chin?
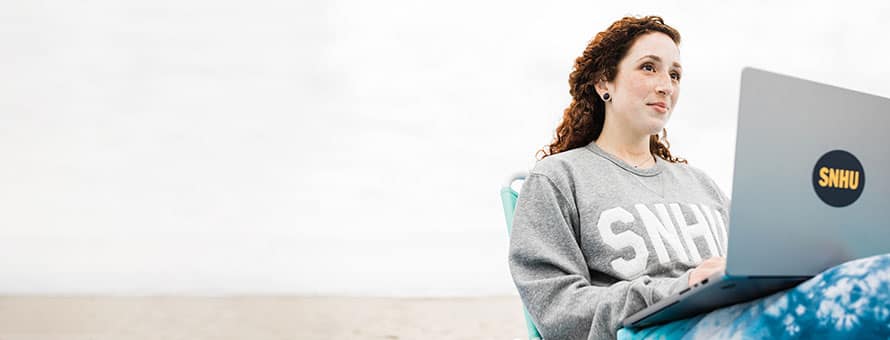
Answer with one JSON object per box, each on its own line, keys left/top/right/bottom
{"left": 644, "top": 123, "right": 667, "bottom": 135}
{"left": 649, "top": 118, "right": 669, "bottom": 133}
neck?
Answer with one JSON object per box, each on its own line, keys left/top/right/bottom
{"left": 595, "top": 116, "right": 654, "bottom": 167}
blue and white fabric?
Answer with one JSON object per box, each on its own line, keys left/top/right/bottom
{"left": 618, "top": 254, "right": 890, "bottom": 339}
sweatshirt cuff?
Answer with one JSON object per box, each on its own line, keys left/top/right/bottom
{"left": 667, "top": 270, "right": 691, "bottom": 295}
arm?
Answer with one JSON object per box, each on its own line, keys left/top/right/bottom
{"left": 508, "top": 174, "right": 690, "bottom": 339}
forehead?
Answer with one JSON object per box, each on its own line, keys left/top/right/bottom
{"left": 622, "top": 32, "right": 681, "bottom": 65}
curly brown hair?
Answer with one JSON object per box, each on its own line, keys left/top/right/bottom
{"left": 537, "top": 16, "right": 688, "bottom": 164}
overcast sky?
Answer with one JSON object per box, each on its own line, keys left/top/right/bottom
{"left": 1, "top": 0, "right": 888, "bottom": 296}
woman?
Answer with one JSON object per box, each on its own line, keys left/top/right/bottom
{"left": 508, "top": 16, "right": 728, "bottom": 339}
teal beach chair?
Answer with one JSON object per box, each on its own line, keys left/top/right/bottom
{"left": 500, "top": 171, "right": 542, "bottom": 340}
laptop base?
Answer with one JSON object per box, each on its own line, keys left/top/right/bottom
{"left": 622, "top": 274, "right": 807, "bottom": 329}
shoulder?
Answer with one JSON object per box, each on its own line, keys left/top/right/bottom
{"left": 523, "top": 147, "right": 598, "bottom": 198}
{"left": 529, "top": 146, "right": 601, "bottom": 183}
{"left": 669, "top": 161, "right": 712, "bottom": 183}
{"left": 664, "top": 160, "right": 729, "bottom": 203}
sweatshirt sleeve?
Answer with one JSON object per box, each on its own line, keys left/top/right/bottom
{"left": 702, "top": 172, "right": 731, "bottom": 231}
{"left": 508, "top": 173, "right": 690, "bottom": 340}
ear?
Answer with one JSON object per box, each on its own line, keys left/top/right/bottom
{"left": 594, "top": 77, "right": 612, "bottom": 100}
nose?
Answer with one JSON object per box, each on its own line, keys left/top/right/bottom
{"left": 655, "top": 74, "right": 674, "bottom": 97}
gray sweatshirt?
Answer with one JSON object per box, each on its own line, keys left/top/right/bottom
{"left": 508, "top": 141, "right": 730, "bottom": 340}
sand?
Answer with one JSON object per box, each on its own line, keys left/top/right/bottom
{"left": 0, "top": 296, "right": 529, "bottom": 340}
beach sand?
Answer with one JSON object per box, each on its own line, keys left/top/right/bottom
{"left": 0, "top": 296, "right": 529, "bottom": 340}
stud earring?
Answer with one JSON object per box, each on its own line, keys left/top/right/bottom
{"left": 603, "top": 93, "right": 611, "bottom": 102}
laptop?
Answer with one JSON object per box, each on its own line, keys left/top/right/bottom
{"left": 621, "top": 67, "right": 890, "bottom": 329}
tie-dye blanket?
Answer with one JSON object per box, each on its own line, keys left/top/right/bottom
{"left": 618, "top": 254, "right": 890, "bottom": 339}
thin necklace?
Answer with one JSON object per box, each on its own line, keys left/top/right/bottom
{"left": 633, "top": 155, "right": 655, "bottom": 168}
{"left": 594, "top": 141, "right": 655, "bottom": 169}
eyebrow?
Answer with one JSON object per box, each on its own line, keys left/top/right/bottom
{"left": 637, "top": 55, "right": 682, "bottom": 70}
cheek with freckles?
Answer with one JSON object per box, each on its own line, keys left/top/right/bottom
{"left": 671, "top": 89, "right": 680, "bottom": 110}
{"left": 629, "top": 74, "right": 655, "bottom": 102}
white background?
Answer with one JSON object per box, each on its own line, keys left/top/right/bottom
{"left": 1, "top": 0, "right": 888, "bottom": 296}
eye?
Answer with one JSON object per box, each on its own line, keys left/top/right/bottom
{"left": 642, "top": 63, "right": 655, "bottom": 72}
{"left": 671, "top": 72, "right": 681, "bottom": 81}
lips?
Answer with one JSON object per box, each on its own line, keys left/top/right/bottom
{"left": 647, "top": 102, "right": 669, "bottom": 113}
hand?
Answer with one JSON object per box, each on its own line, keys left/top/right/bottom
{"left": 688, "top": 256, "right": 726, "bottom": 287}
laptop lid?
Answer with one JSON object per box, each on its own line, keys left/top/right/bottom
{"left": 726, "top": 67, "right": 890, "bottom": 277}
